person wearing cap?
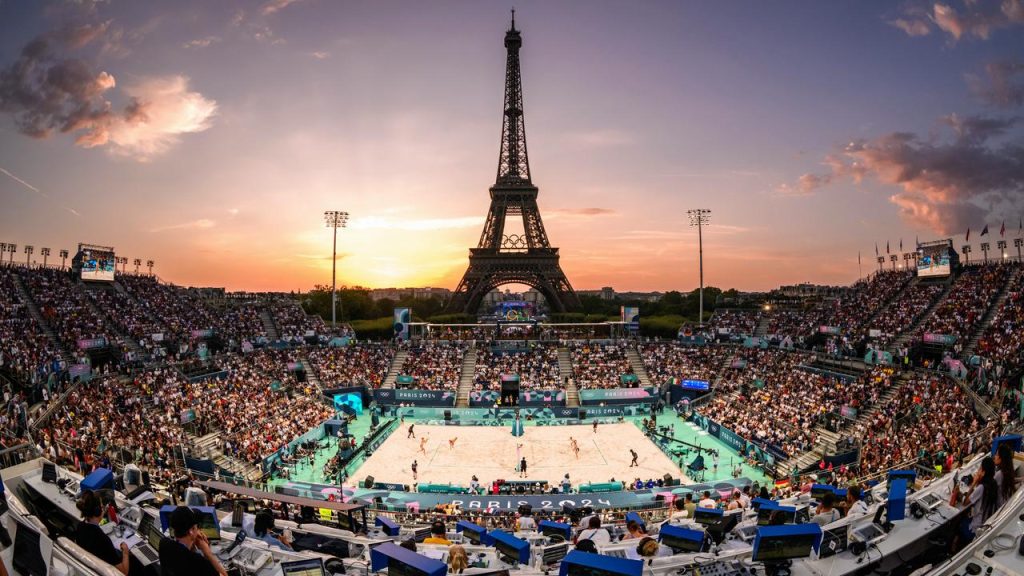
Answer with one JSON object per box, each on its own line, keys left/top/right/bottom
{"left": 158, "top": 506, "right": 227, "bottom": 576}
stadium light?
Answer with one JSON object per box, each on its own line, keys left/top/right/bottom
{"left": 889, "top": 254, "right": 898, "bottom": 270}
{"left": 41, "top": 247, "right": 50, "bottom": 268}
{"left": 24, "top": 245, "right": 32, "bottom": 267}
{"left": 997, "top": 240, "right": 1007, "bottom": 260}
{"left": 59, "top": 249, "right": 69, "bottom": 269}
{"left": 0, "top": 244, "right": 6, "bottom": 262}
{"left": 962, "top": 245, "right": 971, "bottom": 264}
{"left": 7, "top": 244, "right": 15, "bottom": 264}
{"left": 133, "top": 258, "right": 142, "bottom": 273}
{"left": 876, "top": 255, "right": 884, "bottom": 272}
{"left": 687, "top": 209, "right": 711, "bottom": 326}
{"left": 325, "top": 210, "right": 350, "bottom": 330}
{"left": 146, "top": 260, "right": 154, "bottom": 275}
{"left": 1015, "top": 238, "right": 1023, "bottom": 262}
{"left": 980, "top": 242, "right": 990, "bottom": 263}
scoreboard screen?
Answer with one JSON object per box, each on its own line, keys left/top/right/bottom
{"left": 81, "top": 249, "right": 116, "bottom": 282}
{"left": 917, "top": 245, "right": 952, "bottom": 278}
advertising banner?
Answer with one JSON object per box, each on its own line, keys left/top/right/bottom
{"left": 180, "top": 408, "right": 196, "bottom": 425}
{"left": 579, "top": 386, "right": 657, "bottom": 405}
{"left": 77, "top": 337, "right": 108, "bottom": 350}
{"left": 393, "top": 308, "right": 411, "bottom": 341}
{"left": 680, "top": 379, "right": 710, "bottom": 391}
{"left": 818, "top": 326, "right": 841, "bottom": 335}
{"left": 583, "top": 406, "right": 625, "bottom": 418}
{"left": 621, "top": 306, "right": 640, "bottom": 331}
{"left": 191, "top": 329, "right": 214, "bottom": 339}
{"left": 69, "top": 363, "right": 92, "bottom": 381}
{"left": 469, "top": 390, "right": 500, "bottom": 407}
{"left": 923, "top": 333, "right": 957, "bottom": 345}
{"left": 333, "top": 393, "right": 364, "bottom": 415}
{"left": 518, "top": 389, "right": 565, "bottom": 407}
{"left": 373, "top": 388, "right": 455, "bottom": 407}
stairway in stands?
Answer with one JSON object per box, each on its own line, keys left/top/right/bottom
{"left": 258, "top": 307, "right": 280, "bottom": 340}
{"left": 191, "top": 431, "right": 262, "bottom": 481}
{"left": 382, "top": 348, "right": 407, "bottom": 389}
{"left": 753, "top": 315, "right": 770, "bottom": 338}
{"left": 625, "top": 346, "right": 653, "bottom": 388}
{"left": 299, "top": 352, "right": 323, "bottom": 391}
{"left": 113, "top": 281, "right": 169, "bottom": 336}
{"left": 890, "top": 276, "right": 956, "bottom": 350}
{"left": 11, "top": 271, "right": 75, "bottom": 365}
{"left": 856, "top": 273, "right": 915, "bottom": 334}
{"left": 455, "top": 344, "right": 477, "bottom": 408}
{"left": 712, "top": 347, "right": 738, "bottom": 393}
{"left": 963, "top": 266, "right": 1022, "bottom": 357}
{"left": 558, "top": 346, "right": 579, "bottom": 407}
{"left": 82, "top": 284, "right": 146, "bottom": 358}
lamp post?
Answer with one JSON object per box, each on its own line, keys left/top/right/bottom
{"left": 890, "top": 254, "right": 898, "bottom": 270}
{"left": 0, "top": 244, "right": 6, "bottom": 265}
{"left": 981, "top": 242, "right": 990, "bottom": 263}
{"left": 324, "top": 211, "right": 350, "bottom": 330}
{"left": 7, "top": 244, "right": 15, "bottom": 265}
{"left": 1015, "top": 239, "right": 1023, "bottom": 262}
{"left": 133, "top": 258, "right": 141, "bottom": 274}
{"left": 997, "top": 240, "right": 1007, "bottom": 261}
{"left": 876, "top": 256, "right": 884, "bottom": 272}
{"left": 41, "top": 247, "right": 50, "bottom": 268}
{"left": 60, "top": 249, "right": 68, "bottom": 269}
{"left": 146, "top": 260, "right": 154, "bottom": 275}
{"left": 687, "top": 209, "right": 711, "bottom": 326}
{"left": 24, "top": 245, "right": 32, "bottom": 267}
{"left": 962, "top": 245, "right": 971, "bottom": 264}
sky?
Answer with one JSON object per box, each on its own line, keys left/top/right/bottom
{"left": 1, "top": 0, "right": 1023, "bottom": 294}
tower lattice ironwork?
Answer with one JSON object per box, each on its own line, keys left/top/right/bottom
{"left": 446, "top": 12, "right": 582, "bottom": 314}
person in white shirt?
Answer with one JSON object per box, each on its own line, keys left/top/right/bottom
{"left": 576, "top": 516, "right": 610, "bottom": 545}
{"left": 843, "top": 486, "right": 869, "bottom": 519}
{"left": 812, "top": 493, "right": 841, "bottom": 526}
{"left": 698, "top": 491, "right": 716, "bottom": 509}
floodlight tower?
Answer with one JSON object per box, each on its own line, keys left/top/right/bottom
{"left": 146, "top": 260, "right": 154, "bottom": 275}
{"left": 41, "top": 247, "right": 50, "bottom": 268}
{"left": 1015, "top": 238, "right": 1022, "bottom": 262}
{"left": 59, "top": 249, "right": 69, "bottom": 269}
{"left": 687, "top": 209, "right": 711, "bottom": 326}
{"left": 324, "top": 211, "right": 350, "bottom": 330}
{"left": 7, "top": 244, "right": 16, "bottom": 264}
{"left": 133, "top": 258, "right": 141, "bottom": 273}
{"left": 24, "top": 245, "right": 33, "bottom": 267}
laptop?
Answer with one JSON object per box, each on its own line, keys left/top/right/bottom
{"left": 130, "top": 514, "right": 162, "bottom": 566}
{"left": 819, "top": 527, "right": 849, "bottom": 559}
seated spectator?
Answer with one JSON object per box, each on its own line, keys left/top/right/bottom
{"left": 254, "top": 510, "right": 292, "bottom": 551}
{"left": 812, "top": 493, "right": 840, "bottom": 526}
{"left": 575, "top": 516, "right": 610, "bottom": 545}
{"left": 424, "top": 521, "right": 452, "bottom": 545}
{"left": 75, "top": 491, "right": 130, "bottom": 576}
{"left": 159, "top": 506, "right": 227, "bottom": 576}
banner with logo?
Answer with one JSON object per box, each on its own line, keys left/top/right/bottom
{"left": 191, "top": 329, "right": 214, "bottom": 339}
{"left": 469, "top": 390, "right": 500, "bottom": 407}
{"left": 818, "top": 326, "right": 841, "bottom": 335}
{"left": 373, "top": 388, "right": 455, "bottom": 407}
{"left": 923, "top": 333, "right": 957, "bottom": 345}
{"left": 621, "top": 306, "right": 640, "bottom": 331}
{"left": 77, "top": 337, "right": 108, "bottom": 350}
{"left": 579, "top": 386, "right": 658, "bottom": 405}
{"left": 519, "top": 389, "right": 566, "bottom": 407}
{"left": 393, "top": 308, "right": 411, "bottom": 341}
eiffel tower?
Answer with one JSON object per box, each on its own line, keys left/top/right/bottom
{"left": 446, "top": 12, "right": 582, "bottom": 314}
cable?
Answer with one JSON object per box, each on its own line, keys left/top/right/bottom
{"left": 989, "top": 532, "right": 1019, "bottom": 553}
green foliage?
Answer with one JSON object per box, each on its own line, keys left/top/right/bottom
{"left": 426, "top": 313, "right": 477, "bottom": 324}
{"left": 348, "top": 317, "right": 394, "bottom": 340}
{"left": 640, "top": 315, "right": 686, "bottom": 338}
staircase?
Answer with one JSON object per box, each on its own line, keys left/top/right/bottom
{"left": 778, "top": 438, "right": 830, "bottom": 476}
{"left": 963, "top": 267, "right": 1022, "bottom": 357}
{"left": 11, "top": 272, "right": 75, "bottom": 365}
{"left": 857, "top": 274, "right": 915, "bottom": 333}
{"left": 558, "top": 347, "right": 579, "bottom": 407}
{"left": 712, "top": 348, "right": 738, "bottom": 391}
{"left": 625, "top": 346, "right": 653, "bottom": 388}
{"left": 753, "top": 315, "right": 770, "bottom": 338}
{"left": 82, "top": 286, "right": 146, "bottom": 358}
{"left": 190, "top": 431, "right": 262, "bottom": 481}
{"left": 259, "top": 307, "right": 280, "bottom": 340}
{"left": 456, "top": 344, "right": 477, "bottom": 408}
{"left": 299, "top": 352, "right": 322, "bottom": 391}
{"left": 113, "top": 281, "right": 168, "bottom": 335}
{"left": 382, "top": 348, "right": 407, "bottom": 389}
{"left": 890, "top": 278, "right": 956, "bottom": 350}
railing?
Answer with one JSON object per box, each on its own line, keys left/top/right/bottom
{"left": 30, "top": 376, "right": 87, "bottom": 431}
{"left": 0, "top": 441, "right": 40, "bottom": 469}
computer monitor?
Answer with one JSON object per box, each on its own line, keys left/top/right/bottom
{"left": 281, "top": 558, "right": 327, "bottom": 576}
{"left": 751, "top": 497, "right": 774, "bottom": 511}
{"left": 886, "top": 470, "right": 916, "bottom": 491}
{"left": 192, "top": 506, "right": 221, "bottom": 540}
{"left": 376, "top": 516, "right": 401, "bottom": 537}
{"left": 490, "top": 530, "right": 530, "bottom": 565}
{"left": 810, "top": 484, "right": 834, "bottom": 501}
{"left": 658, "top": 524, "right": 706, "bottom": 553}
{"left": 538, "top": 520, "right": 572, "bottom": 542}
{"left": 412, "top": 526, "right": 432, "bottom": 543}
{"left": 146, "top": 519, "right": 165, "bottom": 551}
{"left": 757, "top": 504, "right": 796, "bottom": 526}
{"left": 887, "top": 479, "right": 907, "bottom": 522}
{"left": 752, "top": 524, "right": 823, "bottom": 563}
{"left": 819, "top": 527, "right": 849, "bottom": 559}
{"left": 13, "top": 521, "right": 47, "bottom": 576}
{"left": 41, "top": 462, "right": 57, "bottom": 483}
{"left": 693, "top": 507, "right": 723, "bottom": 525}
{"left": 540, "top": 542, "right": 569, "bottom": 565}
{"left": 559, "top": 550, "right": 643, "bottom": 576}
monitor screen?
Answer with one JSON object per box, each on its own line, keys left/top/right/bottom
{"left": 659, "top": 527, "right": 705, "bottom": 553}
{"left": 146, "top": 520, "right": 164, "bottom": 551}
{"left": 281, "top": 558, "right": 327, "bottom": 576}
{"left": 753, "top": 528, "right": 821, "bottom": 562}
{"left": 494, "top": 540, "right": 521, "bottom": 565}
{"left": 757, "top": 506, "right": 775, "bottom": 526}
{"left": 694, "top": 508, "right": 722, "bottom": 525}
{"left": 810, "top": 484, "right": 833, "bottom": 501}
{"left": 541, "top": 543, "right": 569, "bottom": 564}
{"left": 819, "top": 527, "right": 849, "bottom": 559}
{"left": 193, "top": 508, "right": 220, "bottom": 540}
{"left": 13, "top": 522, "right": 47, "bottom": 576}
{"left": 413, "top": 526, "right": 431, "bottom": 543}
{"left": 41, "top": 462, "right": 57, "bottom": 483}
{"left": 462, "top": 526, "right": 481, "bottom": 545}
{"left": 387, "top": 561, "right": 429, "bottom": 576}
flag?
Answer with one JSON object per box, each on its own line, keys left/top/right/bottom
{"left": 886, "top": 241, "right": 890, "bottom": 254}
{"left": 1000, "top": 221, "right": 1005, "bottom": 237}
{"left": 858, "top": 251, "right": 861, "bottom": 266}
{"left": 981, "top": 224, "right": 989, "bottom": 236}
{"left": 875, "top": 243, "right": 879, "bottom": 256}
{"left": 966, "top": 227, "right": 971, "bottom": 242}
{"left": 900, "top": 238, "right": 903, "bottom": 251}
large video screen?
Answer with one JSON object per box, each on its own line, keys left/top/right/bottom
{"left": 917, "top": 246, "right": 951, "bottom": 278}
{"left": 81, "top": 249, "right": 116, "bottom": 281}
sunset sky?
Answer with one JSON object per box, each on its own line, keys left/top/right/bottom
{"left": 2, "top": 0, "right": 1023, "bottom": 293}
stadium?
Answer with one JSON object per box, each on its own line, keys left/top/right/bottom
{"left": 2, "top": 4, "right": 1024, "bottom": 576}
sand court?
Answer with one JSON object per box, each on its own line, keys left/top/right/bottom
{"left": 351, "top": 422, "right": 689, "bottom": 487}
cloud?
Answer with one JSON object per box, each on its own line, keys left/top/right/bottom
{"left": 350, "top": 215, "right": 484, "bottom": 231}
{"left": 0, "top": 27, "right": 216, "bottom": 160}
{"left": 968, "top": 60, "right": 1024, "bottom": 108}
{"left": 151, "top": 219, "right": 216, "bottom": 233}
{"left": 183, "top": 36, "right": 221, "bottom": 49}
{"left": 547, "top": 207, "right": 616, "bottom": 217}
{"left": 262, "top": 0, "right": 303, "bottom": 15}
{"left": 310, "top": 51, "right": 330, "bottom": 60}
{"left": 780, "top": 114, "right": 1024, "bottom": 234}
{"left": 228, "top": 208, "right": 240, "bottom": 216}
{"left": 890, "top": 1, "right": 1024, "bottom": 40}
